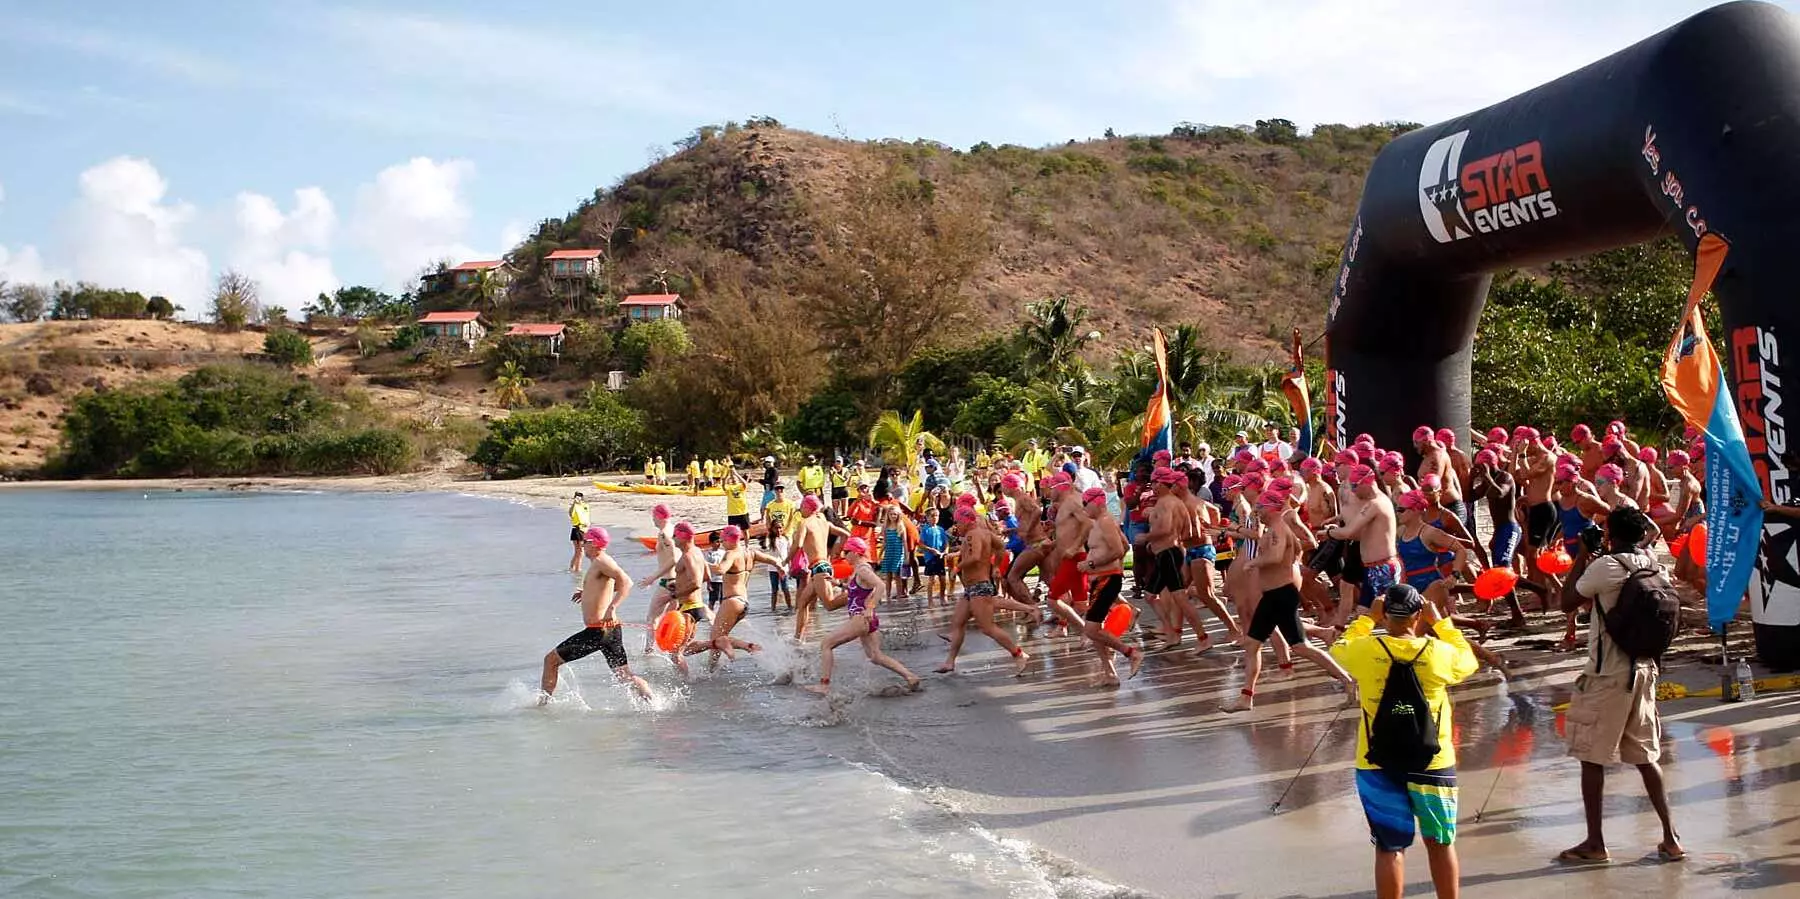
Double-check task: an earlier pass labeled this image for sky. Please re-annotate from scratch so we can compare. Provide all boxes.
[0,0,1778,312]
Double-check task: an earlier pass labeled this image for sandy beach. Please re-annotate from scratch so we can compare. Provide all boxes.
[10,474,1798,897]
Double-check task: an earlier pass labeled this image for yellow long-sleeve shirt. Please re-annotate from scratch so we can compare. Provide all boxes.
[1330,616,1479,771]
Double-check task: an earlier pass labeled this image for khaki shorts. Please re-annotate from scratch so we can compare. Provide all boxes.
[1565,667,1662,765]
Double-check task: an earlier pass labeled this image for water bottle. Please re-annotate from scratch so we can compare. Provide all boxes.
[1721,660,1739,702]
[1737,658,1757,702]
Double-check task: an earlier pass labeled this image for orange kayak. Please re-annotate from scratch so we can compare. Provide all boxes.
[632,521,765,551]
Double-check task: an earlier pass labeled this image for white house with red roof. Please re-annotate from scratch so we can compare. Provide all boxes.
[619,293,684,322]
[417,311,487,350]
[505,322,567,356]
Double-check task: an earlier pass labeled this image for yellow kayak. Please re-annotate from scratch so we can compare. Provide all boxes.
[592,481,725,497]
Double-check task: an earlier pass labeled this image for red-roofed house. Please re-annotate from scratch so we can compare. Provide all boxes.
[619,293,684,323]
[506,322,567,356]
[421,260,514,298]
[544,248,602,302]
[417,311,488,350]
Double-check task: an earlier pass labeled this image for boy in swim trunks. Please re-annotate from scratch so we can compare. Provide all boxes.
[541,527,654,703]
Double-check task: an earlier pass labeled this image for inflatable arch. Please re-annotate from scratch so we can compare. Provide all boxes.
[1323,0,1800,667]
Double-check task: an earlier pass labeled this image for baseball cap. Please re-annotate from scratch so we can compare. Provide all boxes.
[1383,584,1425,617]
[763,456,775,463]
[774,483,787,490]
[1070,446,1086,456]
[1236,430,1249,439]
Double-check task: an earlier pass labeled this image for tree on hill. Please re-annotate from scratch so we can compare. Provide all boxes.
[617,318,691,374]
[2,282,50,322]
[868,409,944,474]
[494,361,534,408]
[210,270,261,331]
[262,330,314,367]
[146,296,177,320]
[1019,296,1100,380]
[797,158,991,393]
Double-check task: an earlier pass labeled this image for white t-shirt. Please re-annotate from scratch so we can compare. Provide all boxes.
[1073,466,1102,492]
[1259,440,1293,460]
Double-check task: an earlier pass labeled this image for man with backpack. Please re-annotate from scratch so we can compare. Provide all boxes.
[1559,506,1685,864]
[1330,583,1479,899]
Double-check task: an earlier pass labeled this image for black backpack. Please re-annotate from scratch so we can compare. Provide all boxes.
[1365,638,1440,774]
[1600,554,1681,664]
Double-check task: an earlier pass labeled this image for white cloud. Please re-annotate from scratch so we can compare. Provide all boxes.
[65,157,210,303]
[351,157,480,286]
[1119,0,1691,128]
[231,187,340,311]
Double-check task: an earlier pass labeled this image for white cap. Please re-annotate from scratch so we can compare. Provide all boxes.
[763,456,775,463]
[1070,446,1086,455]
[1197,442,1210,452]
[1236,430,1249,439]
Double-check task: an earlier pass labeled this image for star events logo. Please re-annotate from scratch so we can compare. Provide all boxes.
[1417,130,1558,243]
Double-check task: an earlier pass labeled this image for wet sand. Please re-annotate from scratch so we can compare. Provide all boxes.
[11,473,1798,896]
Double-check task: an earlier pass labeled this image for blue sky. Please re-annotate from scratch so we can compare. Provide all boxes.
[0,0,1773,311]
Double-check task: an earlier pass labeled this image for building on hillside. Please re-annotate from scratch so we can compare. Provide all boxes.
[619,293,684,323]
[506,322,566,357]
[422,260,515,299]
[417,311,488,350]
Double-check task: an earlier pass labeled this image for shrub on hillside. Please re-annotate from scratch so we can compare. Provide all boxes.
[470,390,647,477]
[484,335,557,378]
[263,330,314,367]
[388,324,425,352]
[617,319,691,375]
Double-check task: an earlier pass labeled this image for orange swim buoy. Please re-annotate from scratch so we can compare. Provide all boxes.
[1536,548,1573,576]
[1689,523,1709,565]
[654,609,691,651]
[831,558,854,580]
[1472,567,1518,600]
[1103,601,1135,637]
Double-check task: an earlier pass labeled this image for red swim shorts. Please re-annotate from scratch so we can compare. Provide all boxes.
[1049,552,1089,603]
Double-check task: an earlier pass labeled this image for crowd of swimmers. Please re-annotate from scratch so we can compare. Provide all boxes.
[541,420,1707,895]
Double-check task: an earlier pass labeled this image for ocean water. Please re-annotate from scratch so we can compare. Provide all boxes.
[0,490,1093,899]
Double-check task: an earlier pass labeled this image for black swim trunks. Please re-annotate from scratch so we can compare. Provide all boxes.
[1145,546,1187,593]
[554,625,628,669]
[728,513,751,530]
[569,526,584,542]
[1341,540,1366,584]
[1310,537,1348,579]
[682,606,706,622]
[1246,584,1305,645]
[1084,572,1125,624]
[831,486,849,500]
[1526,502,1557,548]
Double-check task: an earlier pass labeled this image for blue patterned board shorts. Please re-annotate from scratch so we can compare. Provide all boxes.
[1356,767,1458,851]
[1359,560,1398,607]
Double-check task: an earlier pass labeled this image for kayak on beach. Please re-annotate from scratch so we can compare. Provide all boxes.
[592,481,725,498]
[632,521,766,551]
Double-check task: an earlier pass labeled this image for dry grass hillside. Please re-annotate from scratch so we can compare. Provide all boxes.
[0,320,513,473]
[503,120,1406,361]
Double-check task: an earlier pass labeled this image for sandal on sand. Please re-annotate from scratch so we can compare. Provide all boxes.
[1556,846,1611,865]
[1658,842,1686,862]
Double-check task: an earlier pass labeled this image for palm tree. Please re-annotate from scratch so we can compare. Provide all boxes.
[868,409,945,474]
[471,269,505,309]
[495,361,533,408]
[1018,296,1100,380]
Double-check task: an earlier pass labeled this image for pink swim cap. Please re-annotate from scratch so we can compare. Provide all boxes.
[1377,455,1402,474]
[1397,490,1431,512]
[1349,465,1376,486]
[1222,475,1244,492]
[1299,457,1323,474]
[1474,450,1498,467]
[954,506,977,524]
[1419,473,1441,489]
[1269,459,1290,474]
[1000,473,1024,492]
[1554,465,1579,483]
[992,499,1013,516]
[1412,425,1434,443]
[1434,428,1455,447]
[800,495,822,514]
[1571,423,1593,442]
[1668,450,1691,467]
[720,525,743,543]
[1596,463,1624,484]
[1334,449,1359,466]
[1256,492,1287,511]
[1243,459,1268,474]
[1242,471,1268,491]
[956,491,979,507]
[1082,486,1108,506]
[1601,437,1624,458]
[1638,446,1660,464]
[1267,476,1296,494]
[1355,433,1376,447]
[1152,466,1185,485]
[1607,419,1627,435]
[1486,427,1508,444]
[583,526,610,548]
[672,521,695,540]
[1683,425,1700,440]
[843,536,870,556]
[651,503,671,521]
[1233,447,1256,463]
[1152,449,1172,464]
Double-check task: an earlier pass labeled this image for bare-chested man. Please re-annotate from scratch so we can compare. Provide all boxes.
[1413,425,1466,522]
[1001,473,1049,609]
[1606,436,1653,509]
[1224,493,1355,712]
[1322,464,1399,618]
[1144,466,1212,649]
[1181,466,1240,646]
[1571,423,1605,479]
[1469,450,1529,627]
[936,506,1032,676]
[635,503,679,653]
[784,495,851,641]
[541,527,653,703]
[1040,474,1093,632]
[666,521,711,678]
[684,525,776,666]
[1077,487,1145,685]
[1514,431,1559,566]
[1323,449,1368,624]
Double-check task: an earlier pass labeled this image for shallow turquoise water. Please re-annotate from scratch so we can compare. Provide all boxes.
[0,490,1073,898]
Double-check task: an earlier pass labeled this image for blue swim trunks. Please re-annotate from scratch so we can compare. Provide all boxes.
[1359,560,1399,607]
[1489,521,1522,570]
[1186,544,1217,563]
[1355,767,1458,851]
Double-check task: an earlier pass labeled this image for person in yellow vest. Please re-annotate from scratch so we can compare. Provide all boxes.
[722,466,752,533]
[686,456,703,492]
[1020,438,1050,481]
[847,461,865,501]
[652,455,668,485]
[798,454,826,499]
[702,457,717,486]
[643,457,655,484]
[828,456,851,516]
[567,492,591,573]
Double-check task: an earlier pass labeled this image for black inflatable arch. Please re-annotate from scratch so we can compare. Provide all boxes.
[1324,0,1800,667]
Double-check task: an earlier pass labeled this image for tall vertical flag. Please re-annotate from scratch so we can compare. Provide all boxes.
[1139,327,1173,465]
[1281,327,1313,456]
[1660,233,1764,630]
